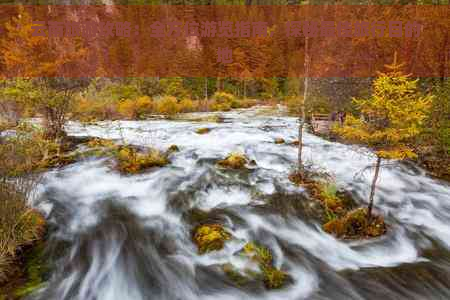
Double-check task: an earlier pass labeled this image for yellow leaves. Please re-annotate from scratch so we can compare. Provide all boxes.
[331,115,371,143]
[376,147,417,160]
[333,58,432,162]
[2,8,86,78]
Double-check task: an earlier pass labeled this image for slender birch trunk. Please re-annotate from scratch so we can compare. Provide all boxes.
[204,77,208,111]
[298,36,309,176]
[367,156,382,220]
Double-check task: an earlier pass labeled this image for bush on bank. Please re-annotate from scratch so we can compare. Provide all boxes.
[0,125,47,288]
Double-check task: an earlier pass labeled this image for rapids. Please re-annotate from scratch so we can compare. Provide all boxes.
[30,106,450,300]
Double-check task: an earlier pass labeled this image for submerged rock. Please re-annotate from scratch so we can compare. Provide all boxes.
[196,128,211,134]
[274,138,285,144]
[222,263,249,286]
[192,224,231,254]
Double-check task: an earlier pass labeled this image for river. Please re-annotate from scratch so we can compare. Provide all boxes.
[30,106,450,300]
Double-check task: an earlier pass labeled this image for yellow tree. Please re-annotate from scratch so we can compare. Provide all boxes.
[1,7,88,139]
[333,53,432,220]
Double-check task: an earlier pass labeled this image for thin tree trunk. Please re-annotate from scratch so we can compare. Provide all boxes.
[204,77,208,111]
[368,156,382,220]
[244,80,247,99]
[298,36,309,176]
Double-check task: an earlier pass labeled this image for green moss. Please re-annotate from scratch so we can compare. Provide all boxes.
[243,242,273,266]
[319,183,345,213]
[261,265,288,289]
[222,263,249,286]
[14,242,48,298]
[242,242,288,289]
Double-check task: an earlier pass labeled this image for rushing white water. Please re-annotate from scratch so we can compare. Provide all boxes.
[32,106,450,300]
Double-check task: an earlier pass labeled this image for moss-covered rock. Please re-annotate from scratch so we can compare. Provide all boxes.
[243,242,273,266]
[217,153,249,169]
[85,137,117,149]
[192,224,231,254]
[222,263,249,286]
[196,128,211,134]
[115,146,169,174]
[187,115,224,123]
[288,171,385,239]
[261,265,288,289]
[241,242,288,289]
[274,138,285,144]
[166,144,180,154]
[323,208,386,239]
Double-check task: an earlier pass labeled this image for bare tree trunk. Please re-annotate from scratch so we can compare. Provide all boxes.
[298,36,309,176]
[244,80,247,100]
[368,156,382,221]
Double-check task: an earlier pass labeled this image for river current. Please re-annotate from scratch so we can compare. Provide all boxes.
[30,107,450,300]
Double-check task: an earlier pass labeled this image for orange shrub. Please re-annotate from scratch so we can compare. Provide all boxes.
[117,96,153,120]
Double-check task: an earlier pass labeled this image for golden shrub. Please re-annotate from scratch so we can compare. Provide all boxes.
[155,96,180,116]
[178,98,196,113]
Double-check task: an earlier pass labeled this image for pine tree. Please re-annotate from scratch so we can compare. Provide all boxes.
[334,53,432,220]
